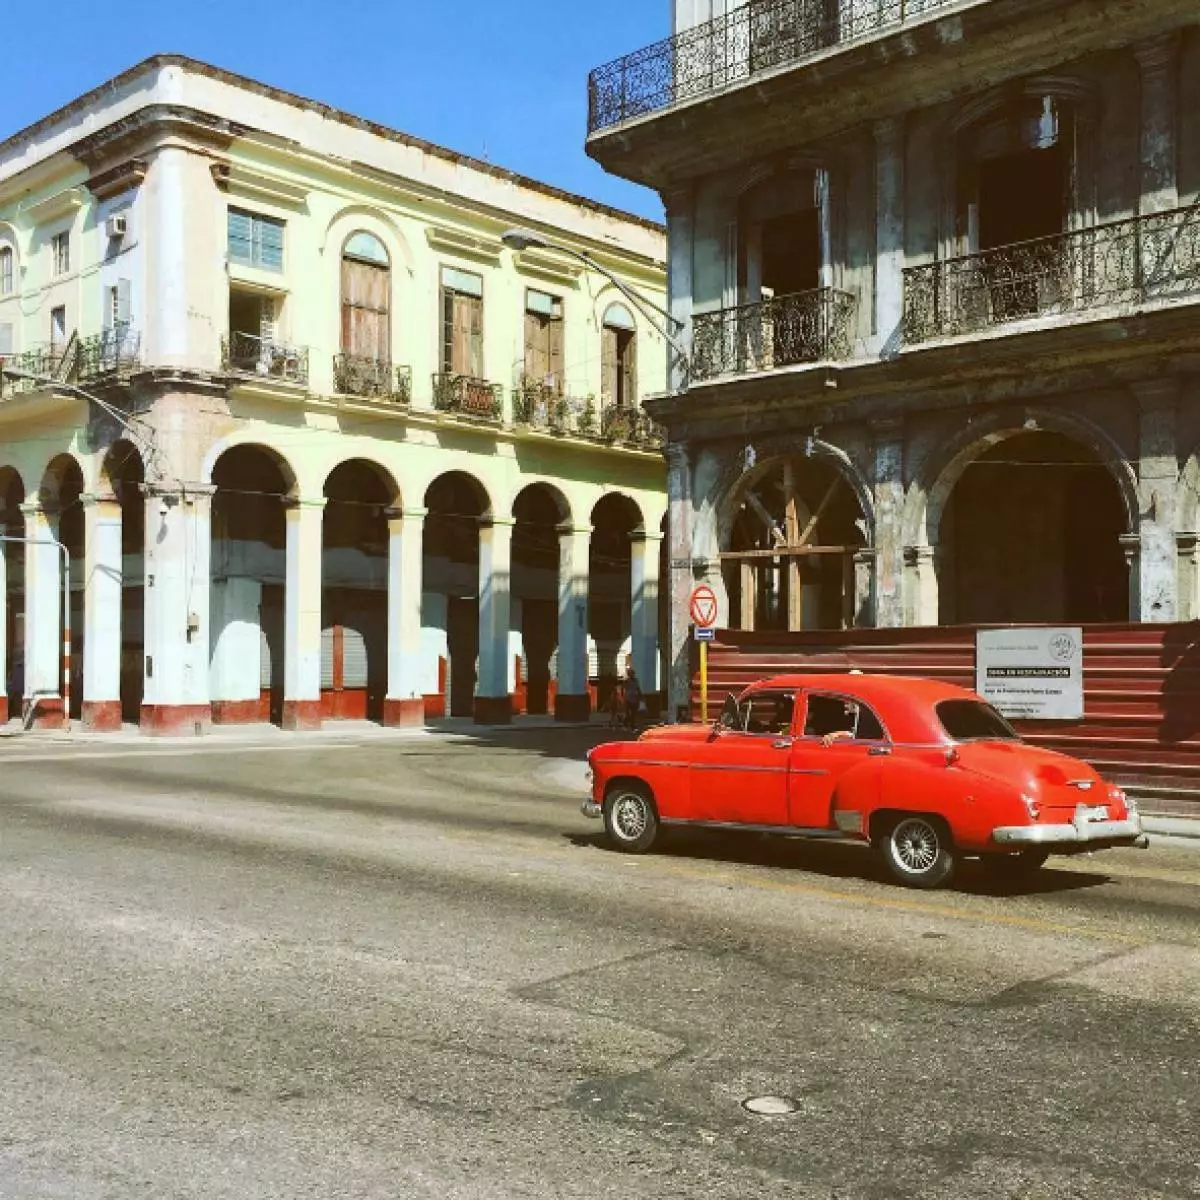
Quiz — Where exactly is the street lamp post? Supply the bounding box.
[500,228,690,376]
[0,534,70,730]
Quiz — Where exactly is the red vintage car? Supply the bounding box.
[582,673,1147,889]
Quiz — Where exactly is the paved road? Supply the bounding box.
[0,728,1198,1199]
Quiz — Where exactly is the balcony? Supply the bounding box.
[511,380,663,450]
[222,331,309,386]
[903,203,1200,344]
[600,404,664,450]
[691,287,857,382]
[512,380,572,434]
[77,325,140,384]
[333,354,412,404]
[432,373,503,421]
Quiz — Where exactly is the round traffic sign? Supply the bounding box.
[689,584,718,628]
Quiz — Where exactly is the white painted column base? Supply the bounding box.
[385,507,426,727]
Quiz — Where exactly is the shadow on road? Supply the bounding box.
[565,827,1112,897]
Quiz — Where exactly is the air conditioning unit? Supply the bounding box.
[105,213,128,240]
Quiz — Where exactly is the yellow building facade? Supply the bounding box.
[0,56,667,732]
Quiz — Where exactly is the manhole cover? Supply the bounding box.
[741,1095,799,1116]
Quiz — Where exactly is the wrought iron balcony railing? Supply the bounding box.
[333,354,411,403]
[691,287,857,382]
[78,325,140,383]
[1,334,79,393]
[222,330,309,385]
[903,202,1200,344]
[588,0,955,134]
[432,373,503,421]
[512,380,570,432]
[600,404,665,450]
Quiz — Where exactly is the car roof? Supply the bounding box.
[743,674,984,742]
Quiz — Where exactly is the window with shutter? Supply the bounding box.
[228,208,285,272]
[440,267,484,376]
[601,303,637,408]
[341,245,390,362]
[524,289,564,392]
[116,279,132,327]
[0,323,12,355]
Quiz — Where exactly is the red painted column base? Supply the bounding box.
[383,698,425,727]
[211,697,271,725]
[82,700,123,732]
[554,693,592,722]
[0,696,7,725]
[473,695,512,724]
[28,696,68,731]
[140,704,212,736]
[281,700,323,732]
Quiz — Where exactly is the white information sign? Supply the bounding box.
[975,627,1084,720]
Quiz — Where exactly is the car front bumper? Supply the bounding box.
[581,798,602,820]
[992,811,1147,849]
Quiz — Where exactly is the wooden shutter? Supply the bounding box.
[466,293,484,377]
[548,314,564,393]
[116,279,132,326]
[451,292,483,377]
[228,209,252,264]
[601,325,617,406]
[342,258,390,360]
[524,310,546,382]
[620,331,638,409]
[258,217,284,271]
[259,296,278,343]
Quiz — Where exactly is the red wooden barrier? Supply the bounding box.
[691,623,1200,816]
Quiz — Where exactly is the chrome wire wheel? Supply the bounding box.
[874,814,955,889]
[892,817,940,873]
[603,784,659,854]
[611,791,650,842]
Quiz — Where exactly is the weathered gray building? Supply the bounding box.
[586,0,1200,715]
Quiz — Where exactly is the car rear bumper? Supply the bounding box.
[992,813,1146,849]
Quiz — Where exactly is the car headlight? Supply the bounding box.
[1021,793,1041,820]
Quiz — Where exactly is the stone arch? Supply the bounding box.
[321,205,416,276]
[202,436,301,499]
[716,435,876,552]
[511,480,572,527]
[904,407,1138,550]
[319,456,401,510]
[591,491,645,535]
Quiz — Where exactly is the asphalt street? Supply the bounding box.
[0,727,1198,1199]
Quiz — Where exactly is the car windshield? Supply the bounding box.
[936,700,1021,742]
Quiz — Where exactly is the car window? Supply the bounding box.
[803,693,886,741]
[936,700,1021,741]
[738,691,795,736]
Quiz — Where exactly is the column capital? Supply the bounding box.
[631,530,664,545]
[852,547,876,565]
[386,505,428,527]
[482,515,516,530]
[903,543,936,567]
[1134,33,1180,75]
[1131,377,1178,409]
[1177,531,1199,554]
[18,500,45,518]
[557,522,592,538]
[282,496,327,513]
[80,491,121,509]
[873,115,905,146]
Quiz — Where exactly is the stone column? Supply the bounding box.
[1135,35,1179,214]
[281,497,325,731]
[852,548,875,628]
[663,186,694,393]
[872,417,905,627]
[1177,532,1199,623]
[383,506,426,727]
[666,442,694,721]
[0,525,7,725]
[81,493,123,731]
[631,531,664,714]
[475,516,514,724]
[20,502,65,728]
[1134,378,1178,622]
[1121,533,1142,620]
[555,524,591,722]
[874,117,906,356]
[904,545,940,628]
[141,486,214,735]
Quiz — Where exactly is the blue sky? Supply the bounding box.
[2,0,667,222]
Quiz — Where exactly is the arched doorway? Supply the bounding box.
[0,467,25,723]
[512,483,570,715]
[322,459,398,721]
[210,445,294,724]
[424,472,490,717]
[41,455,84,722]
[590,493,643,711]
[724,455,867,631]
[937,431,1129,624]
[98,441,145,726]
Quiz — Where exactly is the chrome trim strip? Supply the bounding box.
[992,815,1143,845]
[660,819,848,839]
[599,759,689,768]
[691,763,790,774]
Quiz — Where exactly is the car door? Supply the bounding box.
[788,691,889,829]
[688,689,797,826]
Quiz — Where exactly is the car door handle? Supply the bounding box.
[772,738,793,750]
[868,745,892,757]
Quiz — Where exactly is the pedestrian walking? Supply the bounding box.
[622,667,643,731]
